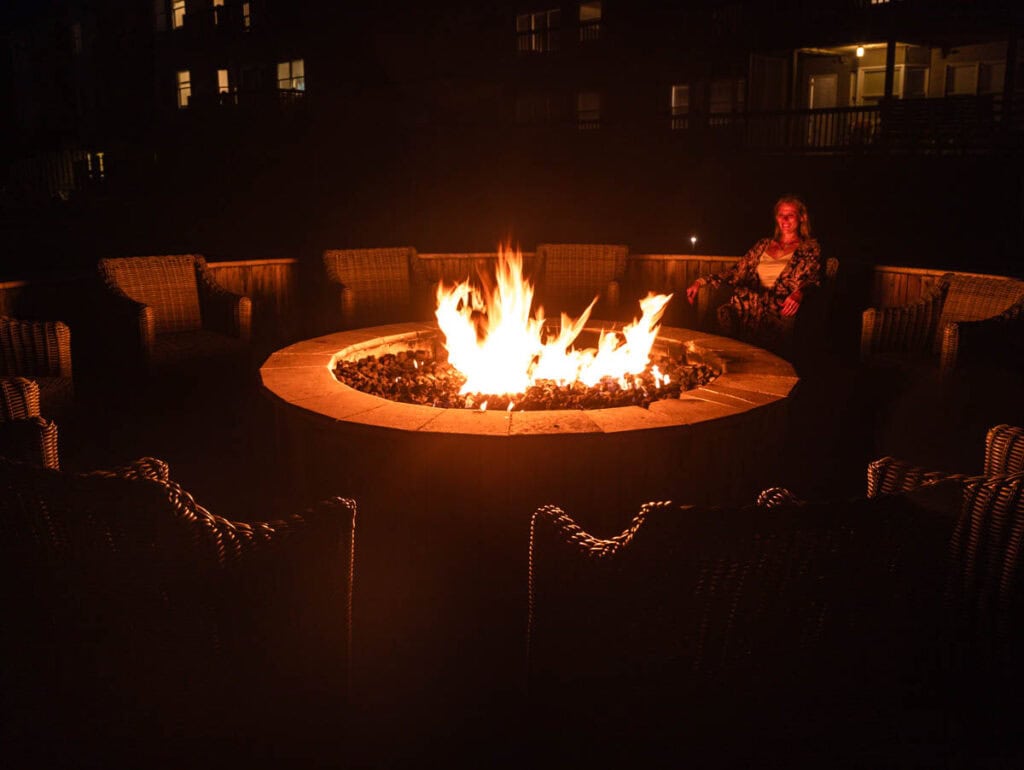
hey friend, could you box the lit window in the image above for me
[213,0,224,25]
[218,69,230,93]
[277,59,305,91]
[86,151,105,182]
[576,90,600,129]
[242,1,251,30]
[172,0,185,29]
[516,9,560,53]
[177,70,191,108]
[579,1,601,42]
[671,84,689,130]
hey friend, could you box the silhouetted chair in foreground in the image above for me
[526,495,951,766]
[0,455,355,769]
[323,247,432,329]
[0,316,73,418]
[97,255,251,380]
[534,243,628,319]
[866,424,1024,498]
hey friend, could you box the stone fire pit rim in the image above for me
[259,321,798,437]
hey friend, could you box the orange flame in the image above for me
[435,244,672,396]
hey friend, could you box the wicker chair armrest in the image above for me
[984,424,1024,477]
[866,456,975,498]
[338,286,357,329]
[98,277,157,365]
[195,259,252,342]
[0,376,41,420]
[860,275,952,361]
[0,318,73,379]
[756,487,803,508]
[85,456,172,483]
[0,416,59,470]
[939,297,1024,376]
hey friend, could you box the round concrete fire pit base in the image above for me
[260,322,797,734]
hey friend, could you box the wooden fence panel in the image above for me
[207,259,299,348]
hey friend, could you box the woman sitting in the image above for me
[686,195,823,354]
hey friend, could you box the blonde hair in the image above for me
[773,195,812,242]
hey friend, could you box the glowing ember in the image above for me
[435,244,673,397]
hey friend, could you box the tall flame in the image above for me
[435,244,672,396]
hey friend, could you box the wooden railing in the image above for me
[679,94,1021,154]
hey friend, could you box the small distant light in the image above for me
[856,46,865,58]
[690,235,698,248]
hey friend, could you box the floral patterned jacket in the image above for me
[696,237,823,310]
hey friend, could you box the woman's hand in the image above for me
[781,291,803,317]
[685,281,701,305]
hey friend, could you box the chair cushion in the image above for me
[103,256,203,335]
[151,330,249,372]
[35,376,74,419]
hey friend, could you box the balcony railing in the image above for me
[675,94,1021,154]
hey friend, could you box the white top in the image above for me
[756,250,794,289]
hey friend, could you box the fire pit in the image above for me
[258,251,798,728]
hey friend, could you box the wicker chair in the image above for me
[526,496,949,764]
[322,247,432,329]
[862,272,1024,376]
[865,453,1024,680]
[534,243,628,318]
[0,316,73,418]
[0,454,355,764]
[698,257,839,363]
[97,254,252,377]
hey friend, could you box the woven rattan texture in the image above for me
[866,456,975,498]
[861,274,952,360]
[0,377,40,420]
[0,417,59,470]
[100,255,204,335]
[324,248,417,321]
[985,424,1024,477]
[948,471,1024,664]
[940,275,1024,329]
[535,243,627,301]
[0,317,72,378]
[0,454,357,754]
[525,496,948,761]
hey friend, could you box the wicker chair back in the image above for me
[526,496,948,762]
[323,247,420,326]
[100,255,203,334]
[0,455,357,761]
